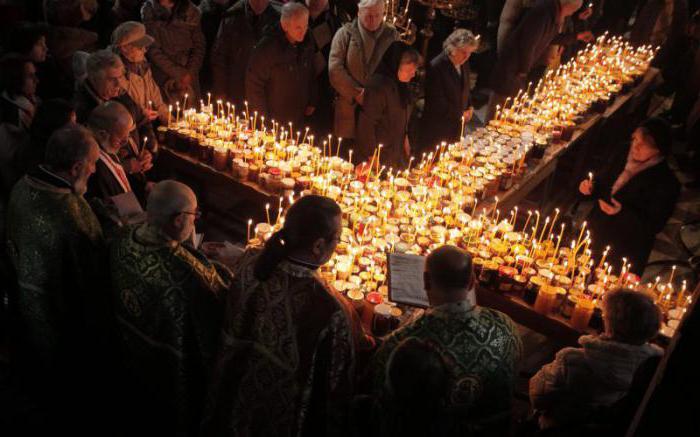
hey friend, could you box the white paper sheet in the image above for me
[388,253,429,308]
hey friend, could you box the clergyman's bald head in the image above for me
[87,100,133,134]
[146,180,197,226]
[425,245,473,292]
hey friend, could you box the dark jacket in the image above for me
[87,155,144,205]
[141,0,206,97]
[586,146,680,274]
[491,0,561,96]
[245,25,317,128]
[421,52,471,151]
[211,0,279,104]
[356,74,411,168]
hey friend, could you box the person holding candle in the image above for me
[578,117,680,274]
[141,0,206,102]
[210,0,279,105]
[86,102,153,218]
[355,41,420,168]
[73,49,157,159]
[419,29,479,155]
[369,246,522,431]
[202,195,373,436]
[328,0,398,143]
[529,288,663,430]
[108,180,232,436]
[245,2,318,128]
[110,21,170,124]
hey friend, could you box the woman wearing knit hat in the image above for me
[578,117,681,275]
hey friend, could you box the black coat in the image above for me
[88,154,147,203]
[586,147,680,275]
[490,0,561,96]
[245,25,317,128]
[210,0,279,104]
[421,52,471,152]
[356,74,411,168]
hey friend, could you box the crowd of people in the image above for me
[0,0,697,436]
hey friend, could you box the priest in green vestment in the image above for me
[108,180,232,437]
[5,125,106,383]
[369,245,523,432]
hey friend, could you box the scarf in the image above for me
[611,151,664,195]
[357,20,380,65]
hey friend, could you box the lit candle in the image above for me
[265,203,271,225]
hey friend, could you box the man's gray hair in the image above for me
[443,29,480,56]
[147,180,197,227]
[87,101,133,134]
[281,2,309,21]
[358,0,384,10]
[86,49,123,82]
[44,125,97,172]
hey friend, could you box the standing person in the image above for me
[202,195,370,437]
[111,21,169,124]
[210,0,279,104]
[245,3,317,127]
[5,125,110,433]
[2,22,70,100]
[0,55,39,198]
[198,0,236,91]
[577,118,680,274]
[13,99,76,187]
[356,41,420,169]
[530,288,663,430]
[369,246,522,432]
[42,0,100,89]
[306,0,344,136]
[497,0,538,55]
[141,0,206,102]
[109,180,232,437]
[420,29,479,154]
[488,0,583,120]
[329,0,397,143]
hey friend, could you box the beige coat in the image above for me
[328,19,397,138]
[115,52,169,122]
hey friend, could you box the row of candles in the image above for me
[155,35,686,334]
[250,192,690,336]
[491,35,658,137]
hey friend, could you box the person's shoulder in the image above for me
[222,0,249,19]
[478,307,520,332]
[182,1,203,23]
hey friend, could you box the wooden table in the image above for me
[153,147,278,241]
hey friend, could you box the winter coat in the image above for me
[491,0,561,97]
[210,0,279,104]
[421,52,471,152]
[198,0,236,89]
[530,335,663,429]
[497,0,538,54]
[328,19,397,138]
[356,73,411,168]
[585,144,680,274]
[115,51,168,121]
[245,26,317,128]
[141,0,205,98]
